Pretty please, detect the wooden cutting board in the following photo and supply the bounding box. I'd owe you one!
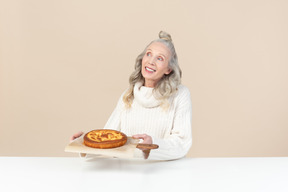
[65,135,154,159]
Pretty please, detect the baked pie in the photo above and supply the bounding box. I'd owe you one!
[83,129,127,149]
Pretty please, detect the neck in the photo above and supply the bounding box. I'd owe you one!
[144,80,157,88]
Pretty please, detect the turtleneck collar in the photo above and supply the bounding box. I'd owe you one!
[133,82,161,108]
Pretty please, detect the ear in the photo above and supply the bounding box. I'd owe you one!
[164,68,172,75]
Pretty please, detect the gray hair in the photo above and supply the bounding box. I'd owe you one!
[123,31,182,109]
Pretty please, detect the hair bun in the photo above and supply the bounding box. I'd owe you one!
[159,31,172,41]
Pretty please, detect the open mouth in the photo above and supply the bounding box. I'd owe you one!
[145,67,156,72]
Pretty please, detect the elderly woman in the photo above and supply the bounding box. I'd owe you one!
[71,31,192,160]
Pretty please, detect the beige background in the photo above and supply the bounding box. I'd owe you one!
[1,0,287,157]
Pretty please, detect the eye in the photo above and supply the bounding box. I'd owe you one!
[157,57,164,61]
[146,52,151,56]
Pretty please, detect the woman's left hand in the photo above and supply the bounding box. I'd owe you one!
[132,134,153,144]
[132,134,153,159]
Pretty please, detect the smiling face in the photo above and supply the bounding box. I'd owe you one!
[141,42,172,87]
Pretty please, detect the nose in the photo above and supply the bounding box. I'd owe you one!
[149,57,156,65]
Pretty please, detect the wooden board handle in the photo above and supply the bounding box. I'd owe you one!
[136,144,159,150]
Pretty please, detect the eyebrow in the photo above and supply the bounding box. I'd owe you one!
[146,49,167,59]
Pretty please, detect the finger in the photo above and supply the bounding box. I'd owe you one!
[141,139,152,144]
[76,131,84,137]
[70,131,84,141]
[132,134,152,144]
[70,135,78,141]
[132,134,147,139]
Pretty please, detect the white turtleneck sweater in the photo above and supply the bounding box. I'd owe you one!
[104,82,192,160]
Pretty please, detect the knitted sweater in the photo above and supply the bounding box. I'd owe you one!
[104,82,192,160]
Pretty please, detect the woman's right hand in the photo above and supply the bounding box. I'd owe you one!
[70,131,84,142]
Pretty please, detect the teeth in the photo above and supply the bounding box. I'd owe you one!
[146,67,155,72]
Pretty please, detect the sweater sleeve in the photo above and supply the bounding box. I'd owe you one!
[148,86,193,160]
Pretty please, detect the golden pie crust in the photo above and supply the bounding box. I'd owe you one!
[83,129,127,149]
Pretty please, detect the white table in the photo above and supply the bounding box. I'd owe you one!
[0,157,287,192]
